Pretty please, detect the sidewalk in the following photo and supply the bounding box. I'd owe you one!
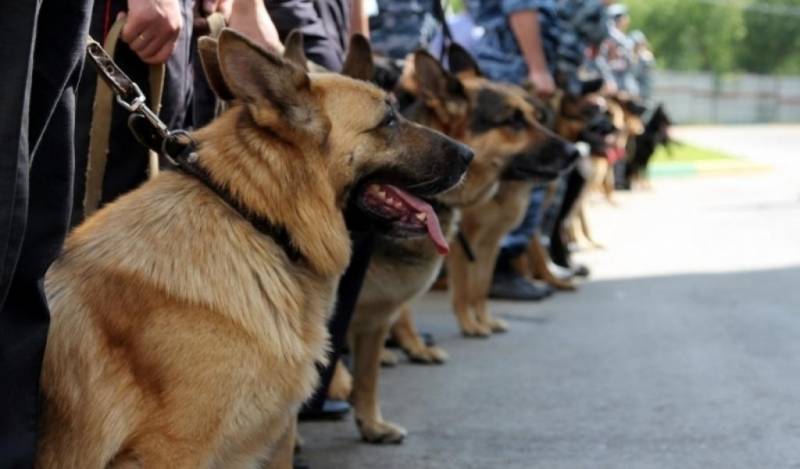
[298,125,800,469]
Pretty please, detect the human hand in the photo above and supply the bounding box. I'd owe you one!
[527,68,556,98]
[121,0,183,65]
[228,0,283,53]
[201,0,233,19]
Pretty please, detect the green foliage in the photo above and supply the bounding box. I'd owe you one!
[445,0,800,74]
[627,0,800,74]
[449,0,465,13]
[627,0,746,73]
[736,0,800,73]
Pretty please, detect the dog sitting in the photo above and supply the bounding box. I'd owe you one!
[436,59,578,339]
[624,103,672,189]
[326,41,577,443]
[36,29,470,469]
[525,81,618,279]
[592,92,646,202]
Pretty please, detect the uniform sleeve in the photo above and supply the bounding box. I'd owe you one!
[501,0,545,16]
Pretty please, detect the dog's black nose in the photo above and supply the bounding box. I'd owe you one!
[564,143,581,163]
[455,141,474,166]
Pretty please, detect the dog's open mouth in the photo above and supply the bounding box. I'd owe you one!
[358,183,449,255]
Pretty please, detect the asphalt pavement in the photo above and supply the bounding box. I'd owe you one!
[299,125,800,469]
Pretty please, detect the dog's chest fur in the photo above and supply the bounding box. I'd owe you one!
[41,173,336,466]
[358,207,458,311]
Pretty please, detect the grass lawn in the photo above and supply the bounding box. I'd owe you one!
[648,141,768,177]
[651,141,738,163]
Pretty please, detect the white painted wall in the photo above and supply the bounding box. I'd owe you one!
[652,71,800,124]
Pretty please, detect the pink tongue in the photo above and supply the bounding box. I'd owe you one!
[384,185,450,255]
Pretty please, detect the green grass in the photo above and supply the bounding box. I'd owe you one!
[648,141,769,178]
[651,142,738,163]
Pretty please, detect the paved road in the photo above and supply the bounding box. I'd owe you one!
[300,126,800,469]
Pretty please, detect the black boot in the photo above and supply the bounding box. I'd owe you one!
[489,252,553,301]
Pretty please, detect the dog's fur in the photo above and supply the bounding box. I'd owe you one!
[445,70,578,338]
[336,44,576,443]
[36,30,468,468]
[625,103,672,188]
[509,82,609,289]
[591,93,646,202]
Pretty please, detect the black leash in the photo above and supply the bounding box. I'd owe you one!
[431,0,453,61]
[456,229,476,262]
[85,38,303,262]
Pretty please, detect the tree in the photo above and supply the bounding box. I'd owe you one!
[626,0,746,74]
[736,0,800,74]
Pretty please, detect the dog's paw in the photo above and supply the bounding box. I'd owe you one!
[358,419,407,444]
[380,348,400,367]
[461,322,492,338]
[488,317,509,333]
[407,345,449,364]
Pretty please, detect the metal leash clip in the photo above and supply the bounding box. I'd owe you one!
[85,37,170,144]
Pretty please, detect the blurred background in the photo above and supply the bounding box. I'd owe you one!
[449,0,800,124]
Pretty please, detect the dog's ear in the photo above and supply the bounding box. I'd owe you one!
[447,42,482,79]
[414,50,465,102]
[342,34,374,81]
[198,36,235,101]
[414,50,469,126]
[217,28,318,131]
[283,29,308,71]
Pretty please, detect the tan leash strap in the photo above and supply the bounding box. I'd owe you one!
[206,12,226,38]
[84,17,165,217]
[204,12,229,117]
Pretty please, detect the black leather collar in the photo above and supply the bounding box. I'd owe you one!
[158,130,303,263]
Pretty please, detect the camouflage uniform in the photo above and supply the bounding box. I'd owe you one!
[555,0,609,94]
[465,0,610,267]
[467,0,560,83]
[369,0,441,59]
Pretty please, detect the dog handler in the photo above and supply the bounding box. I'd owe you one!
[464,0,559,300]
[0,1,92,466]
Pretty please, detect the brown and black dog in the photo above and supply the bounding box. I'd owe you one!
[330,42,577,443]
[36,29,470,469]
[592,92,646,202]
[446,69,579,338]
[349,46,574,442]
[512,80,617,281]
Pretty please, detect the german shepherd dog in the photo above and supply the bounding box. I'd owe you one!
[332,42,577,443]
[592,93,646,202]
[511,78,612,288]
[624,103,672,188]
[444,65,579,338]
[36,29,471,468]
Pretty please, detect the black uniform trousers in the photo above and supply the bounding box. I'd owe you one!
[72,0,194,226]
[0,1,91,467]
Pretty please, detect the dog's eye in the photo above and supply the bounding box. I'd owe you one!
[534,107,549,124]
[379,107,398,128]
[582,105,600,119]
[507,109,528,130]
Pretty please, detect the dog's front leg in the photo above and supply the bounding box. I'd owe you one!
[263,416,296,469]
[447,240,489,337]
[391,303,448,364]
[350,325,407,444]
[472,243,508,334]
